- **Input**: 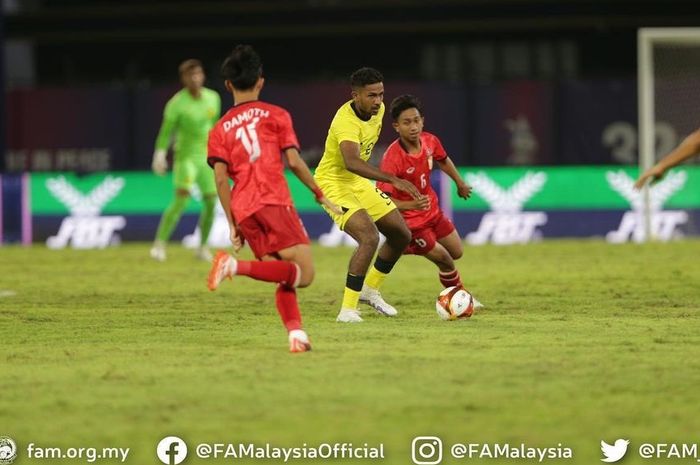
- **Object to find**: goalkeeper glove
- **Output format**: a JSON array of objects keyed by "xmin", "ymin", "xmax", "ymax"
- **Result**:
[{"xmin": 152, "ymin": 149, "xmax": 168, "ymax": 175}]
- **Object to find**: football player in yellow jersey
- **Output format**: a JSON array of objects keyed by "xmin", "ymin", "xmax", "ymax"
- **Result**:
[{"xmin": 314, "ymin": 67, "xmax": 423, "ymax": 322}]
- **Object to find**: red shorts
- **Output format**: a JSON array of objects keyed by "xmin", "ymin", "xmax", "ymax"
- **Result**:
[
  {"xmin": 237, "ymin": 205, "xmax": 310, "ymax": 259},
  {"xmin": 404, "ymin": 211, "xmax": 456, "ymax": 255}
]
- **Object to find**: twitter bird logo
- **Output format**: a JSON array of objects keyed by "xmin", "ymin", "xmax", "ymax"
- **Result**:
[{"xmin": 601, "ymin": 439, "xmax": 629, "ymax": 462}]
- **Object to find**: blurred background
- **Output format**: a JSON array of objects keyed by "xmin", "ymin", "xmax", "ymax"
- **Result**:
[
  {"xmin": 3, "ymin": 0, "xmax": 700, "ymax": 245},
  {"xmin": 6, "ymin": 0, "xmax": 700, "ymax": 171}
]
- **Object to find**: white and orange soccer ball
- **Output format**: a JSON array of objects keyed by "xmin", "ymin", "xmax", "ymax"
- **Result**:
[{"xmin": 435, "ymin": 286, "xmax": 474, "ymax": 320}]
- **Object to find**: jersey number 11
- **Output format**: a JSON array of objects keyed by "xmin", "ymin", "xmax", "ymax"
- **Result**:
[{"xmin": 235, "ymin": 117, "xmax": 261, "ymax": 162}]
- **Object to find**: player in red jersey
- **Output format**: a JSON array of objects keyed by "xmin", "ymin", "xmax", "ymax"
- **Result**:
[
  {"xmin": 377, "ymin": 95, "xmax": 482, "ymax": 304},
  {"xmin": 206, "ymin": 45, "xmax": 340, "ymax": 353}
]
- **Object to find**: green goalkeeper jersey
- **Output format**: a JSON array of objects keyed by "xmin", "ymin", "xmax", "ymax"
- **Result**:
[{"xmin": 155, "ymin": 87, "xmax": 221, "ymax": 162}]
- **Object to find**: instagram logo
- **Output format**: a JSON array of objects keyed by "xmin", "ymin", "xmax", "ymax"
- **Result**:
[{"xmin": 411, "ymin": 436, "xmax": 443, "ymax": 464}]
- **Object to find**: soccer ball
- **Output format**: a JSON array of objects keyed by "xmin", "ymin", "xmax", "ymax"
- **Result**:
[{"xmin": 436, "ymin": 286, "xmax": 474, "ymax": 320}]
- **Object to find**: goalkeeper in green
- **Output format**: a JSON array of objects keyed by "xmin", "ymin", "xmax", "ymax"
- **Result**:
[{"xmin": 150, "ymin": 59, "xmax": 221, "ymax": 261}]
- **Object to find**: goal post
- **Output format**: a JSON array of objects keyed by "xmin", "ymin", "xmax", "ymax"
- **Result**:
[{"xmin": 637, "ymin": 28, "xmax": 700, "ymax": 241}]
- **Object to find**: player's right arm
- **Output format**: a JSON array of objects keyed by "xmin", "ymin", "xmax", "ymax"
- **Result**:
[
  {"xmin": 212, "ymin": 162, "xmax": 242, "ymax": 251},
  {"xmin": 208, "ymin": 126, "xmax": 243, "ymax": 251},
  {"xmin": 391, "ymin": 197, "xmax": 431, "ymax": 211},
  {"xmin": 377, "ymin": 151, "xmax": 429, "ymax": 211},
  {"xmin": 634, "ymin": 127, "xmax": 700, "ymax": 189},
  {"xmin": 340, "ymin": 140, "xmax": 422, "ymax": 200},
  {"xmin": 152, "ymin": 98, "xmax": 179, "ymax": 175}
]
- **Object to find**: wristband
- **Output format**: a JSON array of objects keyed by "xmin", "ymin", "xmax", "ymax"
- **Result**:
[{"xmin": 312, "ymin": 187, "xmax": 324, "ymax": 201}]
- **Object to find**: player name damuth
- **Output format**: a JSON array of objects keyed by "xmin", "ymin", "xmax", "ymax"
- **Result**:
[{"xmin": 223, "ymin": 108, "xmax": 271, "ymax": 131}]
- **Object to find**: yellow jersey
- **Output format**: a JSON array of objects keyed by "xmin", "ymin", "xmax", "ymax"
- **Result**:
[{"xmin": 314, "ymin": 100, "xmax": 384, "ymax": 185}]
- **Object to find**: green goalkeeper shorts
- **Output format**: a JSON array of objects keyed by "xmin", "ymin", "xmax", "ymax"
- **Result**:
[{"xmin": 172, "ymin": 157, "xmax": 216, "ymax": 195}]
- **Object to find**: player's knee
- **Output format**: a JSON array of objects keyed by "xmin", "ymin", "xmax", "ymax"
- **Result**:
[
  {"xmin": 202, "ymin": 195, "xmax": 217, "ymax": 210},
  {"xmin": 283, "ymin": 247, "xmax": 314, "ymax": 288},
  {"xmin": 436, "ymin": 256, "xmax": 455, "ymax": 272},
  {"xmin": 297, "ymin": 264, "xmax": 314, "ymax": 288},
  {"xmin": 401, "ymin": 228, "xmax": 412, "ymax": 246},
  {"xmin": 365, "ymin": 232, "xmax": 380, "ymax": 251},
  {"xmin": 428, "ymin": 246, "xmax": 454, "ymax": 270},
  {"xmin": 450, "ymin": 247, "xmax": 463, "ymax": 260},
  {"xmin": 357, "ymin": 228, "xmax": 380, "ymax": 250},
  {"xmin": 167, "ymin": 195, "xmax": 189, "ymax": 214},
  {"xmin": 437, "ymin": 257, "xmax": 455, "ymax": 272},
  {"xmin": 394, "ymin": 224, "xmax": 412, "ymax": 248}
]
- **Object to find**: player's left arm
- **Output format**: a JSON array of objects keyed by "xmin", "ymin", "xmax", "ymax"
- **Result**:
[
  {"xmin": 436, "ymin": 156, "xmax": 472, "ymax": 200},
  {"xmin": 284, "ymin": 148, "xmax": 342, "ymax": 215},
  {"xmin": 634, "ymin": 127, "xmax": 700, "ymax": 189}
]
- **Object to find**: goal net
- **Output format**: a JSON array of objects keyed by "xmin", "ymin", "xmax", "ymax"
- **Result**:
[{"xmin": 638, "ymin": 28, "xmax": 700, "ymax": 241}]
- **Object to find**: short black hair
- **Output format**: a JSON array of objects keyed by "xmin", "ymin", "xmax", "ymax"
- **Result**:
[
  {"xmin": 221, "ymin": 45, "xmax": 263, "ymax": 90},
  {"xmin": 178, "ymin": 59, "xmax": 202, "ymax": 76},
  {"xmin": 350, "ymin": 67, "xmax": 383, "ymax": 89},
  {"xmin": 390, "ymin": 94, "xmax": 423, "ymax": 121}
]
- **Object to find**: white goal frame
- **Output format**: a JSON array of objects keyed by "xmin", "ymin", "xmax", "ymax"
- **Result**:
[{"xmin": 638, "ymin": 27, "xmax": 700, "ymax": 241}]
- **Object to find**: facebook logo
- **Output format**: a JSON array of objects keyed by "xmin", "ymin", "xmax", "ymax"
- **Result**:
[{"xmin": 157, "ymin": 436, "xmax": 188, "ymax": 465}]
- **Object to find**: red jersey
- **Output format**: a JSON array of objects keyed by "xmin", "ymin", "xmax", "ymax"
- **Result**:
[
  {"xmin": 377, "ymin": 132, "xmax": 447, "ymax": 230},
  {"xmin": 207, "ymin": 100, "xmax": 300, "ymax": 222}
]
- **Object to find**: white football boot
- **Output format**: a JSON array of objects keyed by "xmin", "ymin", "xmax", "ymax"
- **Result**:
[
  {"xmin": 195, "ymin": 245, "xmax": 213, "ymax": 262},
  {"xmin": 288, "ymin": 329, "xmax": 312, "ymax": 353},
  {"xmin": 359, "ymin": 285, "xmax": 398, "ymax": 316},
  {"xmin": 336, "ymin": 308, "xmax": 364, "ymax": 323},
  {"xmin": 149, "ymin": 241, "xmax": 166, "ymax": 262}
]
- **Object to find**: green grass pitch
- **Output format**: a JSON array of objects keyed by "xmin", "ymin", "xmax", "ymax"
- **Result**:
[{"xmin": 1, "ymin": 240, "xmax": 700, "ymax": 464}]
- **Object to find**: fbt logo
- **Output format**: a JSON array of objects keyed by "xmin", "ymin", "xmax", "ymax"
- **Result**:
[
  {"xmin": 606, "ymin": 170, "xmax": 688, "ymax": 243},
  {"xmin": 466, "ymin": 171, "xmax": 548, "ymax": 245},
  {"xmin": 45, "ymin": 176, "xmax": 126, "ymax": 249}
]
